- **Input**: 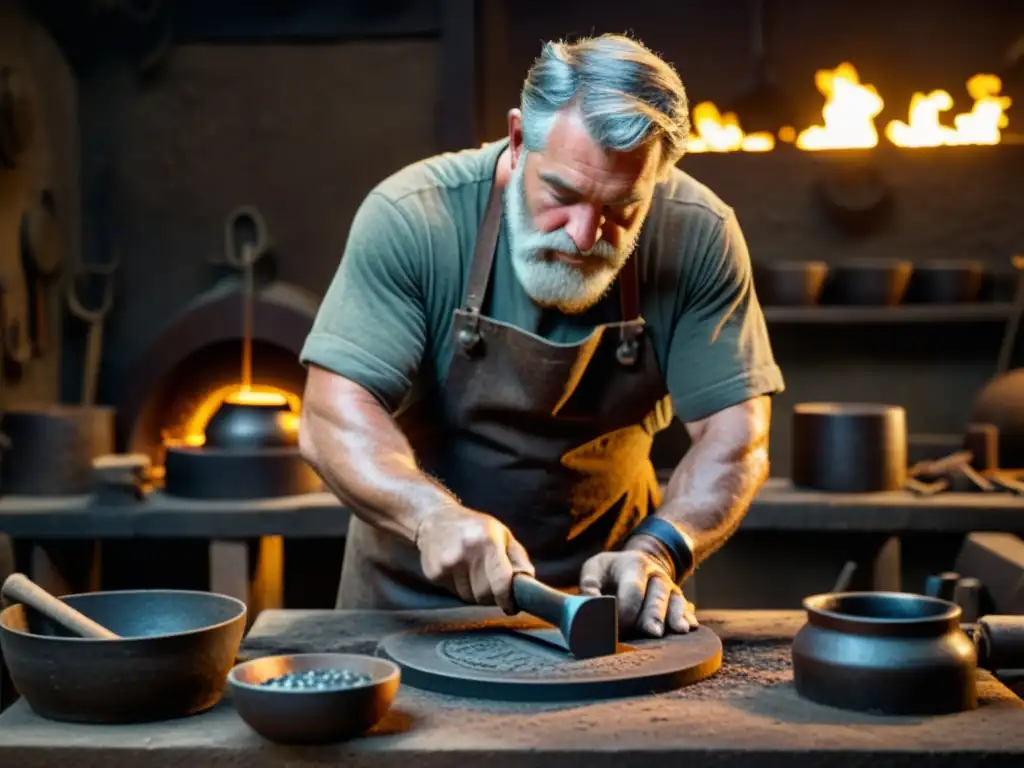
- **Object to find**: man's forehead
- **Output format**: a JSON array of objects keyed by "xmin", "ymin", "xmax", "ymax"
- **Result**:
[{"xmin": 534, "ymin": 109, "xmax": 659, "ymax": 189}]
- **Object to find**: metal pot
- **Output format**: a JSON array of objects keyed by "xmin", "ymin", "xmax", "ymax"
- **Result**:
[
  {"xmin": 820, "ymin": 258, "xmax": 912, "ymax": 306},
  {"xmin": 791, "ymin": 402, "xmax": 907, "ymax": 492},
  {"xmin": 792, "ymin": 592, "xmax": 977, "ymax": 715},
  {"xmin": 904, "ymin": 259, "xmax": 985, "ymax": 304},
  {"xmin": 752, "ymin": 260, "xmax": 829, "ymax": 306}
]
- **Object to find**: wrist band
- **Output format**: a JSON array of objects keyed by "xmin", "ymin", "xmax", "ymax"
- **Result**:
[{"xmin": 629, "ymin": 517, "xmax": 696, "ymax": 584}]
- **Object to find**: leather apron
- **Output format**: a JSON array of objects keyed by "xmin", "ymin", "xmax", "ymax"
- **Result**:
[{"xmin": 336, "ymin": 176, "xmax": 672, "ymax": 610}]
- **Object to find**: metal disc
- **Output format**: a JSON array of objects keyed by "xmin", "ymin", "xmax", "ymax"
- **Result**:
[{"xmin": 376, "ymin": 617, "xmax": 722, "ymax": 702}]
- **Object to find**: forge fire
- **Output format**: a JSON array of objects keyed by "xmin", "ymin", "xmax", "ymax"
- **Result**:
[{"xmin": 688, "ymin": 64, "xmax": 1014, "ymax": 152}]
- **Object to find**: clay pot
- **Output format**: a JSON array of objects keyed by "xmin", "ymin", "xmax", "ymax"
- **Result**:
[{"xmin": 792, "ymin": 592, "xmax": 978, "ymax": 715}]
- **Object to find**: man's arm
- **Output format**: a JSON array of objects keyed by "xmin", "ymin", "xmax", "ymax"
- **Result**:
[
  {"xmin": 630, "ymin": 207, "xmax": 782, "ymax": 578},
  {"xmin": 647, "ymin": 395, "xmax": 771, "ymax": 566},
  {"xmin": 298, "ymin": 191, "xmax": 455, "ymax": 542},
  {"xmin": 299, "ymin": 367, "xmax": 459, "ymax": 545},
  {"xmin": 298, "ymin": 190, "xmax": 533, "ymax": 608}
]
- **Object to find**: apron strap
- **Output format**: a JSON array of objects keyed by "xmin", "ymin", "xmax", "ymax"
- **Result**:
[
  {"xmin": 617, "ymin": 254, "xmax": 640, "ymax": 323},
  {"xmin": 465, "ymin": 181, "xmax": 505, "ymax": 316}
]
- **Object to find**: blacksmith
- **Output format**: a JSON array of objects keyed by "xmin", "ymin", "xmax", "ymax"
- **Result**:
[{"xmin": 299, "ymin": 34, "xmax": 784, "ymax": 638}]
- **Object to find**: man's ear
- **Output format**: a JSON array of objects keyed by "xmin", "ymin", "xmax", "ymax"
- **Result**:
[{"xmin": 508, "ymin": 109, "xmax": 524, "ymax": 168}]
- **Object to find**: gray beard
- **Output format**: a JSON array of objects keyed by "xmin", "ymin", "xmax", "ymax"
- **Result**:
[{"xmin": 504, "ymin": 152, "xmax": 638, "ymax": 315}]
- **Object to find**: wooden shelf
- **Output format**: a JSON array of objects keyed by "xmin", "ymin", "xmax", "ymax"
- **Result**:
[{"xmin": 764, "ymin": 303, "xmax": 1015, "ymax": 324}]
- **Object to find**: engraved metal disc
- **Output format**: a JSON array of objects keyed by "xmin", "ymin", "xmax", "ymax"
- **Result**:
[{"xmin": 376, "ymin": 618, "xmax": 722, "ymax": 702}]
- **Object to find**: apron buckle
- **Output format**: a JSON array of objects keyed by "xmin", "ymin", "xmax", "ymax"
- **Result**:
[
  {"xmin": 458, "ymin": 313, "xmax": 483, "ymax": 356},
  {"xmin": 615, "ymin": 336, "xmax": 640, "ymax": 367}
]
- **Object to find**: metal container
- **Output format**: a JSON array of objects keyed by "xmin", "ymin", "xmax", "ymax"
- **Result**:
[
  {"xmin": 0, "ymin": 588, "xmax": 247, "ymax": 723},
  {"xmin": 792, "ymin": 592, "xmax": 978, "ymax": 715},
  {"xmin": 904, "ymin": 259, "xmax": 985, "ymax": 304},
  {"xmin": 791, "ymin": 403, "xmax": 907, "ymax": 492},
  {"xmin": 229, "ymin": 653, "xmax": 400, "ymax": 744},
  {"xmin": 752, "ymin": 260, "xmax": 829, "ymax": 306},
  {"xmin": 0, "ymin": 405, "xmax": 114, "ymax": 495},
  {"xmin": 820, "ymin": 259, "xmax": 913, "ymax": 306}
]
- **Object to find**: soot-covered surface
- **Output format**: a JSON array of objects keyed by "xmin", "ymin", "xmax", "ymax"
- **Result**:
[{"xmin": 1, "ymin": 609, "xmax": 1023, "ymax": 768}]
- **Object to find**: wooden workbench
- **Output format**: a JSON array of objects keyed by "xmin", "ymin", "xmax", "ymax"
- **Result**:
[{"xmin": 0, "ymin": 609, "xmax": 1022, "ymax": 767}]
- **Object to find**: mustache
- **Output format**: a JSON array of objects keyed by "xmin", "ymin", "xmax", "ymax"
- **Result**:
[{"xmin": 515, "ymin": 226, "xmax": 620, "ymax": 263}]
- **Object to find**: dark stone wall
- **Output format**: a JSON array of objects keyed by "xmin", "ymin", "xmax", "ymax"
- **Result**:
[{"xmin": 70, "ymin": 40, "xmax": 442, "ymax": 411}]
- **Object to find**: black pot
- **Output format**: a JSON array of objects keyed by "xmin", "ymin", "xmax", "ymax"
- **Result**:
[
  {"xmin": 792, "ymin": 592, "xmax": 978, "ymax": 715},
  {"xmin": 752, "ymin": 260, "xmax": 829, "ymax": 306},
  {"xmin": 904, "ymin": 260, "xmax": 984, "ymax": 304},
  {"xmin": 821, "ymin": 259, "xmax": 913, "ymax": 306},
  {"xmin": 204, "ymin": 400, "xmax": 299, "ymax": 450},
  {"xmin": 791, "ymin": 402, "xmax": 907, "ymax": 492}
]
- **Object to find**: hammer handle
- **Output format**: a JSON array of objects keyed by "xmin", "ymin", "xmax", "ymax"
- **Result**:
[{"xmin": 512, "ymin": 574, "xmax": 567, "ymax": 625}]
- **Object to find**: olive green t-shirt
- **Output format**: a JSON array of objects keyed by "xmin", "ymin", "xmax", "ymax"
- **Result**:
[{"xmin": 300, "ymin": 139, "xmax": 784, "ymax": 424}]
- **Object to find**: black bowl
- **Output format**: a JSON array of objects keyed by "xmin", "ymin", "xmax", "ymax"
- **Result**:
[
  {"xmin": 904, "ymin": 259, "xmax": 984, "ymax": 304},
  {"xmin": 0, "ymin": 589, "xmax": 247, "ymax": 723},
  {"xmin": 821, "ymin": 258, "xmax": 913, "ymax": 306},
  {"xmin": 229, "ymin": 653, "xmax": 400, "ymax": 744},
  {"xmin": 753, "ymin": 260, "xmax": 829, "ymax": 306}
]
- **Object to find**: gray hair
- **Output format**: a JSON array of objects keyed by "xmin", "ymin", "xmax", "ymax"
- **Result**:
[{"xmin": 520, "ymin": 34, "xmax": 690, "ymax": 173}]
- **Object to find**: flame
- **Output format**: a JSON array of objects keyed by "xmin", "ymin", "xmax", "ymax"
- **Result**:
[
  {"xmin": 683, "ymin": 64, "xmax": 1012, "ymax": 152},
  {"xmin": 884, "ymin": 74, "xmax": 1012, "ymax": 147},
  {"xmin": 796, "ymin": 63, "xmax": 884, "ymax": 150},
  {"xmin": 686, "ymin": 102, "xmax": 776, "ymax": 153},
  {"xmin": 164, "ymin": 383, "xmax": 301, "ymax": 448}
]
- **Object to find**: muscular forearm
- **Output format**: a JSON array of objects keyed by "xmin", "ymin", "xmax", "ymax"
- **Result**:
[
  {"xmin": 652, "ymin": 398, "xmax": 771, "ymax": 566},
  {"xmin": 298, "ymin": 370, "xmax": 459, "ymax": 545}
]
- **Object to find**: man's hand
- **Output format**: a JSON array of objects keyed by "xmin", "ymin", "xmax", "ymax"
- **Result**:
[
  {"xmin": 579, "ymin": 547, "xmax": 697, "ymax": 637},
  {"xmin": 416, "ymin": 505, "xmax": 534, "ymax": 614}
]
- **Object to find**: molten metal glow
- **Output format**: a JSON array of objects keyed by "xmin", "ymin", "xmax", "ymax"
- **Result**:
[
  {"xmin": 685, "ymin": 63, "xmax": 1011, "ymax": 152},
  {"xmin": 885, "ymin": 74, "xmax": 1011, "ymax": 147},
  {"xmin": 686, "ymin": 103, "xmax": 776, "ymax": 153},
  {"xmin": 796, "ymin": 63, "xmax": 884, "ymax": 150},
  {"xmin": 165, "ymin": 383, "xmax": 301, "ymax": 448}
]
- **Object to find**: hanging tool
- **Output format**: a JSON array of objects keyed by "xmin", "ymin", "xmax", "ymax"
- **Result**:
[
  {"xmin": 19, "ymin": 188, "xmax": 64, "ymax": 358},
  {"xmin": 221, "ymin": 205, "xmax": 271, "ymax": 270},
  {"xmin": 723, "ymin": 0, "xmax": 796, "ymax": 134},
  {"xmin": 0, "ymin": 66, "xmax": 36, "ymax": 169},
  {"xmin": 65, "ymin": 250, "xmax": 120, "ymax": 406},
  {"xmin": 0, "ymin": 207, "xmax": 32, "ymax": 368}
]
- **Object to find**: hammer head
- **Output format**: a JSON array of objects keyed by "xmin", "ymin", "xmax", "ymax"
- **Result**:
[{"xmin": 561, "ymin": 593, "xmax": 618, "ymax": 659}]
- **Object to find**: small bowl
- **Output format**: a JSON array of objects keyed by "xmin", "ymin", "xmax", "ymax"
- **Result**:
[{"xmin": 228, "ymin": 653, "xmax": 400, "ymax": 745}]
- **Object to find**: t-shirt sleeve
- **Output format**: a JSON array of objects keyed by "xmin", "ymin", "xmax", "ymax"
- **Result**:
[
  {"xmin": 664, "ymin": 209, "xmax": 785, "ymax": 423},
  {"xmin": 299, "ymin": 191, "xmax": 427, "ymax": 412}
]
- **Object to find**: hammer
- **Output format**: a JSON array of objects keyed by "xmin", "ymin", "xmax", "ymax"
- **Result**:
[{"xmin": 511, "ymin": 573, "xmax": 618, "ymax": 659}]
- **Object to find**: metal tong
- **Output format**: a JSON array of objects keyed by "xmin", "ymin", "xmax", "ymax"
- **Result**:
[{"xmin": 65, "ymin": 250, "xmax": 120, "ymax": 405}]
